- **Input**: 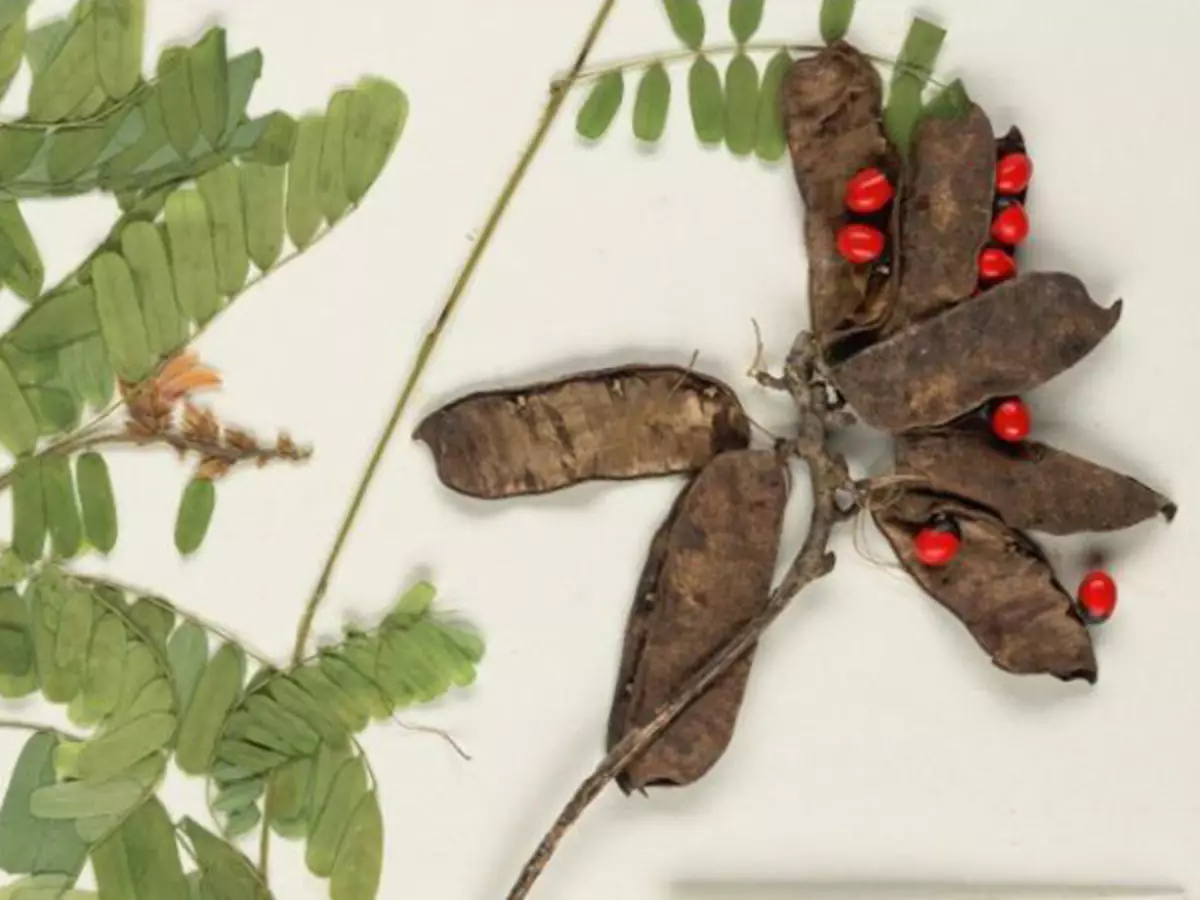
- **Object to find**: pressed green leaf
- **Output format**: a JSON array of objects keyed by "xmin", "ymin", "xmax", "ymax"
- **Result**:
[
  {"xmin": 575, "ymin": 71, "xmax": 623, "ymax": 141},
  {"xmin": 242, "ymin": 692, "xmax": 321, "ymax": 755},
  {"xmin": 688, "ymin": 55, "xmax": 724, "ymax": 145},
  {"xmin": 223, "ymin": 803, "xmax": 261, "ymax": 839},
  {"xmin": 317, "ymin": 89, "xmax": 352, "ymax": 223},
  {"xmin": 306, "ymin": 756, "xmax": 368, "ymax": 877},
  {"xmin": 25, "ymin": 16, "xmax": 70, "ymax": 76},
  {"xmin": 0, "ymin": 356, "xmax": 37, "ymax": 456},
  {"xmin": 0, "ymin": 588, "xmax": 34, "ymax": 684},
  {"xmin": 343, "ymin": 77, "xmax": 406, "ymax": 203},
  {"xmin": 94, "ymin": 0, "xmax": 144, "ymax": 98},
  {"xmin": 48, "ymin": 119, "xmax": 119, "ymax": 183},
  {"xmin": 91, "ymin": 796, "xmax": 189, "ymax": 900},
  {"xmin": 0, "ymin": 0, "xmax": 31, "ymax": 34},
  {"xmin": 330, "ymin": 790, "xmax": 383, "ymax": 900},
  {"xmin": 729, "ymin": 0, "xmax": 764, "ymax": 43},
  {"xmin": 42, "ymin": 456, "xmax": 83, "ymax": 558},
  {"xmin": 1, "ymin": 343, "xmax": 56, "ymax": 383},
  {"xmin": 126, "ymin": 596, "xmax": 174, "ymax": 649},
  {"xmin": 292, "ymin": 665, "xmax": 367, "ymax": 733},
  {"xmin": 11, "ymin": 459, "xmax": 45, "ymax": 563},
  {"xmin": 121, "ymin": 677, "xmax": 172, "ymax": 719},
  {"xmin": 216, "ymin": 738, "xmax": 289, "ymax": 776},
  {"xmin": 885, "ymin": 16, "xmax": 946, "ymax": 155},
  {"xmin": 26, "ymin": 386, "xmax": 79, "ymax": 435},
  {"xmin": 158, "ymin": 45, "xmax": 200, "ymax": 156},
  {"xmin": 93, "ymin": 251, "xmax": 154, "ymax": 381},
  {"xmin": 0, "ymin": 15, "xmax": 26, "ymax": 100},
  {"xmin": 121, "ymin": 221, "xmax": 187, "ymax": 357},
  {"xmin": 0, "ymin": 202, "xmax": 43, "ymax": 301},
  {"xmin": 756, "ymin": 49, "xmax": 791, "ymax": 162},
  {"xmin": 74, "ymin": 712, "xmax": 175, "ymax": 782},
  {"xmin": 664, "ymin": 0, "xmax": 704, "ymax": 49},
  {"xmin": 224, "ymin": 708, "xmax": 303, "ymax": 758},
  {"xmin": 239, "ymin": 110, "xmax": 295, "ymax": 166},
  {"xmin": 9, "ymin": 286, "xmax": 99, "ymax": 352},
  {"xmin": 165, "ymin": 190, "xmax": 221, "ymax": 323},
  {"xmin": 318, "ymin": 653, "xmax": 388, "ymax": 721},
  {"xmin": 305, "ymin": 742, "xmax": 351, "ymax": 833},
  {"xmin": 76, "ymin": 452, "xmax": 117, "ymax": 553},
  {"xmin": 221, "ymin": 49, "xmax": 263, "ymax": 141},
  {"xmin": 29, "ymin": 570, "xmax": 81, "ymax": 703},
  {"xmin": 175, "ymin": 476, "xmax": 215, "ymax": 555},
  {"xmin": 166, "ymin": 620, "xmax": 207, "ymax": 714},
  {"xmin": 724, "ymin": 53, "xmax": 759, "ymax": 156},
  {"xmin": 334, "ymin": 642, "xmax": 393, "ymax": 716},
  {"xmin": 267, "ymin": 755, "xmax": 312, "ymax": 838},
  {"xmin": 241, "ymin": 162, "xmax": 285, "ymax": 271},
  {"xmin": 0, "ymin": 547, "xmax": 26, "ymax": 585},
  {"xmin": 197, "ymin": 163, "xmax": 249, "ymax": 293},
  {"xmin": 53, "ymin": 577, "xmax": 91, "ymax": 667},
  {"xmin": 176, "ymin": 640, "xmax": 244, "ymax": 775},
  {"xmin": 81, "ymin": 610, "xmax": 125, "ymax": 720},
  {"xmin": 59, "ymin": 334, "xmax": 114, "ymax": 410},
  {"xmin": 286, "ymin": 114, "xmax": 325, "ymax": 249},
  {"xmin": 632, "ymin": 63, "xmax": 670, "ymax": 143},
  {"xmin": 387, "ymin": 581, "xmax": 436, "ymax": 624},
  {"xmin": 28, "ymin": 13, "xmax": 97, "ymax": 122},
  {"xmin": 925, "ymin": 77, "xmax": 972, "ymax": 120},
  {"xmin": 101, "ymin": 96, "xmax": 165, "ymax": 176},
  {"xmin": 29, "ymin": 777, "xmax": 145, "ymax": 819},
  {"xmin": 0, "ymin": 733, "xmax": 63, "ymax": 873},
  {"xmin": 183, "ymin": 817, "xmax": 272, "ymax": 900},
  {"xmin": 0, "ymin": 129, "xmax": 43, "ymax": 182},
  {"xmin": 189, "ymin": 27, "xmax": 228, "ymax": 148},
  {"xmin": 820, "ymin": 0, "xmax": 856, "ymax": 44},
  {"xmin": 212, "ymin": 776, "xmax": 264, "ymax": 813},
  {"xmin": 113, "ymin": 640, "xmax": 157, "ymax": 715},
  {"xmin": 268, "ymin": 675, "xmax": 349, "ymax": 749}
]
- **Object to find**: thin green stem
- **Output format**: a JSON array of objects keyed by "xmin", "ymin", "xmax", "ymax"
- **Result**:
[
  {"xmin": 0, "ymin": 718, "xmax": 86, "ymax": 741},
  {"xmin": 287, "ymin": 0, "xmax": 619, "ymax": 669}
]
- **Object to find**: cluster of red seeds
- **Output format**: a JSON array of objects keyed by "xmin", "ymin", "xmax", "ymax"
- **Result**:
[
  {"xmin": 834, "ymin": 167, "xmax": 894, "ymax": 265},
  {"xmin": 978, "ymin": 133, "xmax": 1034, "ymax": 285}
]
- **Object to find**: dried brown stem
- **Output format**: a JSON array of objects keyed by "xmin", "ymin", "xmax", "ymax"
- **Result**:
[{"xmin": 504, "ymin": 333, "xmax": 852, "ymax": 900}]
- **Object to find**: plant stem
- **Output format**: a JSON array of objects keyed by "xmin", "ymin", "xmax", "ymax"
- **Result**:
[
  {"xmin": 504, "ymin": 335, "xmax": 852, "ymax": 900},
  {"xmin": 287, "ymin": 0, "xmax": 619, "ymax": 669},
  {"xmin": 0, "ymin": 719, "xmax": 86, "ymax": 741}
]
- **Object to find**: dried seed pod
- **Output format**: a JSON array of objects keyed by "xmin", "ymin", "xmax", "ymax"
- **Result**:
[
  {"xmin": 829, "ymin": 272, "xmax": 1121, "ymax": 433},
  {"xmin": 894, "ymin": 424, "xmax": 1176, "ymax": 535},
  {"xmin": 872, "ymin": 488, "xmax": 1097, "ymax": 682},
  {"xmin": 782, "ymin": 42, "xmax": 899, "ymax": 345},
  {"xmin": 885, "ymin": 104, "xmax": 996, "ymax": 333},
  {"xmin": 414, "ymin": 365, "xmax": 751, "ymax": 499},
  {"xmin": 608, "ymin": 449, "xmax": 788, "ymax": 792}
]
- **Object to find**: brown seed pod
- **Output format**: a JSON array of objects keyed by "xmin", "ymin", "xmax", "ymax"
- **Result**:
[
  {"xmin": 885, "ymin": 103, "xmax": 996, "ymax": 334},
  {"xmin": 829, "ymin": 272, "xmax": 1121, "ymax": 433},
  {"xmin": 413, "ymin": 365, "xmax": 751, "ymax": 499},
  {"xmin": 608, "ymin": 449, "xmax": 788, "ymax": 792},
  {"xmin": 871, "ymin": 488, "xmax": 1097, "ymax": 683},
  {"xmin": 782, "ymin": 42, "xmax": 900, "ymax": 346},
  {"xmin": 894, "ymin": 424, "xmax": 1176, "ymax": 535}
]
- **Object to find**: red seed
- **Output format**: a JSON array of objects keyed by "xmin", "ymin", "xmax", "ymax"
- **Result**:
[
  {"xmin": 978, "ymin": 247, "xmax": 1017, "ymax": 282},
  {"xmin": 914, "ymin": 527, "xmax": 961, "ymax": 567},
  {"xmin": 844, "ymin": 167, "xmax": 895, "ymax": 214},
  {"xmin": 996, "ymin": 152, "xmax": 1033, "ymax": 195},
  {"xmin": 1076, "ymin": 571, "xmax": 1117, "ymax": 623},
  {"xmin": 836, "ymin": 224, "xmax": 886, "ymax": 265},
  {"xmin": 991, "ymin": 203, "xmax": 1030, "ymax": 246},
  {"xmin": 990, "ymin": 397, "xmax": 1031, "ymax": 442}
]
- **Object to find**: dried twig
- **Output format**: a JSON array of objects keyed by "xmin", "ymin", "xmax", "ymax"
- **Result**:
[{"xmin": 504, "ymin": 332, "xmax": 854, "ymax": 900}]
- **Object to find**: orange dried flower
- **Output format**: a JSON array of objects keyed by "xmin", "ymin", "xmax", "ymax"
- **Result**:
[{"xmin": 156, "ymin": 351, "xmax": 222, "ymax": 402}]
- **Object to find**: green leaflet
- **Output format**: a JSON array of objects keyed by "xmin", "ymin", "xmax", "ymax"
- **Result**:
[
  {"xmin": 165, "ymin": 190, "xmax": 221, "ymax": 323},
  {"xmin": 318, "ymin": 89, "xmax": 351, "ymax": 223},
  {"xmin": 42, "ymin": 455, "xmax": 83, "ymax": 559},
  {"xmin": 343, "ymin": 77, "xmax": 406, "ymax": 204},
  {"xmin": 182, "ymin": 817, "xmax": 272, "ymax": 900},
  {"xmin": 53, "ymin": 576, "xmax": 91, "ymax": 666},
  {"xmin": 0, "ymin": 202, "xmax": 43, "ymax": 301},
  {"xmin": 2, "ymin": 342, "xmax": 56, "ymax": 382},
  {"xmin": 0, "ymin": 588, "xmax": 36, "ymax": 698},
  {"xmin": 29, "ymin": 776, "xmax": 145, "ymax": 819},
  {"xmin": 25, "ymin": 16, "xmax": 70, "ymax": 77},
  {"xmin": 74, "ymin": 712, "xmax": 176, "ymax": 782},
  {"xmin": 27, "ymin": 386, "xmax": 80, "ymax": 436},
  {"xmin": 176, "ymin": 640, "xmax": 244, "ymax": 775},
  {"xmin": 166, "ymin": 620, "xmax": 208, "ymax": 715},
  {"xmin": 241, "ymin": 693, "xmax": 321, "ymax": 755},
  {"xmin": 158, "ymin": 45, "xmax": 200, "ymax": 156},
  {"xmin": 121, "ymin": 221, "xmax": 187, "ymax": 356},
  {"xmin": 756, "ymin": 49, "xmax": 791, "ymax": 162},
  {"xmin": 0, "ymin": 14, "xmax": 26, "ymax": 101},
  {"xmin": 91, "ymin": 796, "xmax": 190, "ymax": 900},
  {"xmin": 126, "ymin": 596, "xmax": 175, "ymax": 649},
  {"xmin": 29, "ymin": 569, "xmax": 81, "ymax": 702},
  {"xmin": 688, "ymin": 55, "xmax": 724, "ymax": 146},
  {"xmin": 9, "ymin": 285, "xmax": 100, "ymax": 352},
  {"xmin": 221, "ymin": 49, "xmax": 263, "ymax": 141},
  {"xmin": 93, "ymin": 251, "xmax": 154, "ymax": 381},
  {"xmin": 885, "ymin": 16, "xmax": 946, "ymax": 156},
  {"xmin": 925, "ymin": 77, "xmax": 972, "ymax": 120},
  {"xmin": 575, "ymin": 71, "xmax": 623, "ymax": 141},
  {"xmin": 0, "ymin": 733, "xmax": 85, "ymax": 875},
  {"xmin": 94, "ymin": 0, "xmax": 144, "ymax": 98},
  {"xmin": 267, "ymin": 675, "xmax": 349, "ymax": 749},
  {"xmin": 122, "ymin": 674, "xmax": 172, "ymax": 719},
  {"xmin": 81, "ymin": 610, "xmax": 126, "ymax": 720},
  {"xmin": 46, "ymin": 104, "xmax": 139, "ymax": 183},
  {"xmin": 175, "ymin": 476, "xmax": 216, "ymax": 555},
  {"xmin": 319, "ymin": 653, "xmax": 390, "ymax": 721},
  {"xmin": 11, "ymin": 459, "xmax": 46, "ymax": 563},
  {"xmin": 267, "ymin": 755, "xmax": 312, "ymax": 838},
  {"xmin": 76, "ymin": 452, "xmax": 117, "ymax": 553},
  {"xmin": 724, "ymin": 53, "xmax": 759, "ymax": 156},
  {"xmin": 663, "ymin": 0, "xmax": 704, "ymax": 50},
  {"xmin": 59, "ymin": 333, "xmax": 114, "ymax": 410},
  {"xmin": 224, "ymin": 708, "xmax": 305, "ymax": 757},
  {"xmin": 189, "ymin": 27, "xmax": 228, "ymax": 148},
  {"xmin": 197, "ymin": 163, "xmax": 249, "ymax": 293},
  {"xmin": 216, "ymin": 738, "xmax": 289, "ymax": 775},
  {"xmin": 729, "ymin": 0, "xmax": 764, "ymax": 43},
  {"xmin": 305, "ymin": 742, "xmax": 351, "ymax": 834},
  {"xmin": 212, "ymin": 776, "xmax": 264, "ymax": 813},
  {"xmin": 292, "ymin": 665, "xmax": 367, "ymax": 733},
  {"xmin": 0, "ymin": 129, "xmax": 42, "ymax": 182},
  {"xmin": 27, "ymin": 11, "xmax": 97, "ymax": 122},
  {"xmin": 330, "ymin": 790, "xmax": 383, "ymax": 900},
  {"xmin": 305, "ymin": 756, "xmax": 368, "ymax": 877},
  {"xmin": 113, "ymin": 640, "xmax": 157, "ymax": 715},
  {"xmin": 0, "ymin": 355, "xmax": 37, "ymax": 455},
  {"xmin": 101, "ymin": 94, "xmax": 165, "ymax": 177},
  {"xmin": 820, "ymin": 0, "xmax": 856, "ymax": 44},
  {"xmin": 0, "ymin": 547, "xmax": 26, "ymax": 584},
  {"xmin": 241, "ymin": 162, "xmax": 285, "ymax": 271},
  {"xmin": 632, "ymin": 64, "xmax": 670, "ymax": 143},
  {"xmin": 224, "ymin": 803, "xmax": 261, "ymax": 839},
  {"xmin": 286, "ymin": 114, "xmax": 325, "ymax": 248}
]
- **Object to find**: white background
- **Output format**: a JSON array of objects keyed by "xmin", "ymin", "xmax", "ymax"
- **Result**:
[{"xmin": 2, "ymin": 1, "xmax": 1199, "ymax": 898}]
